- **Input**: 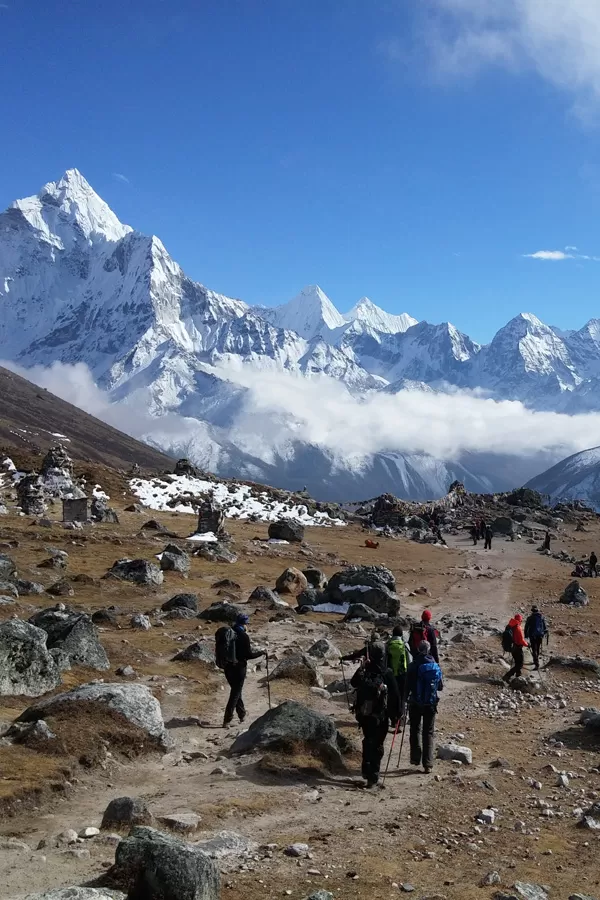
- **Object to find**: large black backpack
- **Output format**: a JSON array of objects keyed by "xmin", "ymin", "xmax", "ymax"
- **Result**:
[
  {"xmin": 501, "ymin": 623, "xmax": 514, "ymax": 653},
  {"xmin": 215, "ymin": 626, "xmax": 237, "ymax": 669},
  {"xmin": 355, "ymin": 670, "xmax": 388, "ymax": 723}
]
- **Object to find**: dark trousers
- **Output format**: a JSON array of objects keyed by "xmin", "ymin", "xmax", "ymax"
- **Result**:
[
  {"xmin": 395, "ymin": 674, "xmax": 407, "ymax": 719},
  {"xmin": 224, "ymin": 663, "xmax": 247, "ymax": 724},
  {"xmin": 504, "ymin": 646, "xmax": 524, "ymax": 681},
  {"xmin": 409, "ymin": 703, "xmax": 436, "ymax": 769},
  {"xmin": 360, "ymin": 717, "xmax": 388, "ymax": 784},
  {"xmin": 530, "ymin": 636, "xmax": 543, "ymax": 669},
  {"xmin": 484, "ymin": 536, "xmax": 492, "ymax": 550}
]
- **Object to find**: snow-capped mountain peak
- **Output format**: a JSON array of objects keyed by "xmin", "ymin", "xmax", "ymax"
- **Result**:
[
  {"xmin": 256, "ymin": 284, "xmax": 346, "ymax": 340},
  {"xmin": 11, "ymin": 168, "xmax": 131, "ymax": 248},
  {"xmin": 344, "ymin": 296, "xmax": 418, "ymax": 334}
]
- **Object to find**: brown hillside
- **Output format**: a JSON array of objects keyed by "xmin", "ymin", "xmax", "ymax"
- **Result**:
[{"xmin": 0, "ymin": 365, "xmax": 173, "ymax": 471}]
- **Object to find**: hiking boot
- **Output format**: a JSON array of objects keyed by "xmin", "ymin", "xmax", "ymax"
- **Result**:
[
  {"xmin": 238, "ymin": 714, "xmax": 246, "ymax": 723},
  {"xmin": 222, "ymin": 719, "xmax": 233, "ymax": 729},
  {"xmin": 423, "ymin": 767, "xmax": 432, "ymax": 774}
]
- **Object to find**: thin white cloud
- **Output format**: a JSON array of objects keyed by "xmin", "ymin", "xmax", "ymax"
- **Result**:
[
  {"xmin": 417, "ymin": 1, "xmax": 600, "ymax": 108},
  {"xmin": 565, "ymin": 245, "xmax": 578, "ymax": 251},
  {"xmin": 524, "ymin": 250, "xmax": 574, "ymax": 261},
  {"xmin": 112, "ymin": 172, "xmax": 130, "ymax": 184}
]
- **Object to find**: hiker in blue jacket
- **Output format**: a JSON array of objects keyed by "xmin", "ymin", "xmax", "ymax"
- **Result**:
[
  {"xmin": 524, "ymin": 605, "xmax": 548, "ymax": 671},
  {"xmin": 407, "ymin": 640, "xmax": 443, "ymax": 774}
]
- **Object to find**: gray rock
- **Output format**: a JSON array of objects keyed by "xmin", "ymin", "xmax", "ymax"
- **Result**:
[
  {"xmin": 481, "ymin": 873, "xmax": 502, "ymax": 887},
  {"xmin": 47, "ymin": 579, "xmax": 74, "ymax": 597},
  {"xmin": 328, "ymin": 565, "xmax": 399, "ymax": 615},
  {"xmin": 101, "ymin": 796, "xmax": 154, "ymax": 830},
  {"xmin": 116, "ymin": 665, "xmax": 135, "ymax": 677},
  {"xmin": 491, "ymin": 516, "xmax": 516, "ymax": 535},
  {"xmin": 269, "ymin": 653, "xmax": 323, "ymax": 687},
  {"xmin": 162, "ymin": 593, "xmax": 199, "ymax": 613},
  {"xmin": 193, "ymin": 542, "xmax": 237, "ymax": 564},
  {"xmin": 131, "ymin": 613, "xmax": 152, "ymax": 630},
  {"xmin": 268, "ymin": 519, "xmax": 305, "ymax": 542},
  {"xmin": 549, "ymin": 656, "xmax": 600, "ymax": 674},
  {"xmin": 197, "ymin": 600, "xmax": 246, "ymax": 623},
  {"xmin": 17, "ymin": 474, "xmax": 46, "ymax": 516},
  {"xmin": 158, "ymin": 812, "xmax": 202, "ymax": 834},
  {"xmin": 17, "ymin": 579, "xmax": 46, "ymax": 595},
  {"xmin": 112, "ymin": 825, "xmax": 220, "ymax": 900},
  {"xmin": 343, "ymin": 603, "xmax": 388, "ymax": 623},
  {"xmin": 10, "ymin": 719, "xmax": 57, "ymax": 746},
  {"xmin": 165, "ymin": 608, "xmax": 196, "ymax": 620},
  {"xmin": 436, "ymin": 742, "xmax": 473, "ymax": 765},
  {"xmin": 307, "ymin": 639, "xmax": 341, "ymax": 661},
  {"xmin": 28, "ymin": 607, "xmax": 109, "ymax": 670},
  {"xmin": 37, "ymin": 553, "xmax": 68, "ymax": 570},
  {"xmin": 17, "ymin": 682, "xmax": 170, "ymax": 747},
  {"xmin": 569, "ymin": 895, "xmax": 599, "ymax": 900},
  {"xmin": 23, "ymin": 890, "xmax": 126, "ymax": 900},
  {"xmin": 0, "ymin": 594, "xmax": 15, "ymax": 605},
  {"xmin": 303, "ymin": 568, "xmax": 328, "ymax": 590},
  {"xmin": 90, "ymin": 498, "xmax": 120, "ymax": 524},
  {"xmin": 174, "ymin": 458, "xmax": 199, "ymax": 477},
  {"xmin": 249, "ymin": 585, "xmax": 281, "ymax": 605},
  {"xmin": 172, "ymin": 641, "xmax": 215, "ymax": 665},
  {"xmin": 0, "ymin": 581, "xmax": 19, "ymax": 597},
  {"xmin": 297, "ymin": 588, "xmax": 326, "ymax": 608},
  {"xmin": 194, "ymin": 830, "xmax": 258, "ymax": 859},
  {"xmin": 50, "ymin": 647, "xmax": 72, "ymax": 672},
  {"xmin": 513, "ymin": 884, "xmax": 549, "ymax": 900},
  {"xmin": 0, "ymin": 619, "xmax": 61, "ymax": 696},
  {"xmin": 92, "ymin": 608, "xmax": 119, "ymax": 626},
  {"xmin": 285, "ymin": 842, "xmax": 310, "ymax": 857},
  {"xmin": 105, "ymin": 558, "xmax": 164, "ymax": 586},
  {"xmin": 305, "ymin": 892, "xmax": 334, "ymax": 900},
  {"xmin": 276, "ymin": 567, "xmax": 309, "ymax": 596},
  {"xmin": 560, "ymin": 581, "xmax": 589, "ymax": 606},
  {"xmin": 161, "ymin": 544, "xmax": 191, "ymax": 574},
  {"xmin": 230, "ymin": 699, "xmax": 347, "ymax": 769},
  {"xmin": 510, "ymin": 674, "xmax": 544, "ymax": 695}
]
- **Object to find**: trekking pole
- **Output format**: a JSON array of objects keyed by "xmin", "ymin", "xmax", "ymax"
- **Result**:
[
  {"xmin": 382, "ymin": 717, "xmax": 401, "ymax": 785},
  {"xmin": 340, "ymin": 660, "xmax": 351, "ymax": 711},
  {"xmin": 265, "ymin": 651, "xmax": 272, "ymax": 710},
  {"xmin": 396, "ymin": 711, "xmax": 408, "ymax": 768}
]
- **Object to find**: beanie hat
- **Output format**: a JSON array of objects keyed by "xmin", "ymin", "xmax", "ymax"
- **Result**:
[{"xmin": 422, "ymin": 609, "xmax": 432, "ymax": 623}]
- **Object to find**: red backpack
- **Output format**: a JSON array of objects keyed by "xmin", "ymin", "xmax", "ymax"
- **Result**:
[{"xmin": 409, "ymin": 622, "xmax": 430, "ymax": 656}]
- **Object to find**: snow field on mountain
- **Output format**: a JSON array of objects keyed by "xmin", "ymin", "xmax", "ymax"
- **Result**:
[{"xmin": 129, "ymin": 474, "xmax": 346, "ymax": 525}]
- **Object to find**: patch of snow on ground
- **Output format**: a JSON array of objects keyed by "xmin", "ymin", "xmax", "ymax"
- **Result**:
[
  {"xmin": 92, "ymin": 484, "xmax": 110, "ymax": 501},
  {"xmin": 186, "ymin": 531, "xmax": 219, "ymax": 543},
  {"xmin": 2, "ymin": 458, "xmax": 16, "ymax": 473},
  {"xmin": 129, "ymin": 474, "xmax": 346, "ymax": 526}
]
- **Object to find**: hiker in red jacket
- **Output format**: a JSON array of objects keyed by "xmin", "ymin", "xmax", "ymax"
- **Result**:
[
  {"xmin": 409, "ymin": 610, "xmax": 439, "ymax": 664},
  {"xmin": 502, "ymin": 614, "xmax": 529, "ymax": 682}
]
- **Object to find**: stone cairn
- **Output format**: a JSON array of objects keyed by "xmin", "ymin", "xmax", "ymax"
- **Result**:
[{"xmin": 196, "ymin": 499, "xmax": 225, "ymax": 536}]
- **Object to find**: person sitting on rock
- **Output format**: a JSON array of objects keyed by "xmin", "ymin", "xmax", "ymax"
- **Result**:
[
  {"xmin": 351, "ymin": 642, "xmax": 400, "ymax": 788},
  {"xmin": 502, "ymin": 614, "xmax": 529, "ymax": 683}
]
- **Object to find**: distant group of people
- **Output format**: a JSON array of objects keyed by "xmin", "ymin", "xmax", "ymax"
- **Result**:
[
  {"xmin": 470, "ymin": 518, "xmax": 493, "ymax": 549},
  {"xmin": 342, "ymin": 611, "xmax": 443, "ymax": 787}
]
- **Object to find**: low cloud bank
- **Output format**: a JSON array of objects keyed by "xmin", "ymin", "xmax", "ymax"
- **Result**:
[{"xmin": 5, "ymin": 359, "xmax": 600, "ymax": 473}]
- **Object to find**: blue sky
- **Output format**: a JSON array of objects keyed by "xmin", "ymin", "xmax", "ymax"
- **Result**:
[{"xmin": 1, "ymin": 0, "xmax": 599, "ymax": 342}]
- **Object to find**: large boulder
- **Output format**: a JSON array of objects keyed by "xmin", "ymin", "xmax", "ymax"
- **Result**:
[
  {"xmin": 230, "ymin": 700, "xmax": 347, "ymax": 769},
  {"xmin": 16, "ymin": 682, "xmax": 170, "ymax": 748},
  {"xmin": 269, "ymin": 654, "xmax": 323, "ymax": 687},
  {"xmin": 28, "ymin": 607, "xmax": 109, "ymax": 670},
  {"xmin": 303, "ymin": 568, "xmax": 328, "ymax": 590},
  {"xmin": 172, "ymin": 642, "xmax": 215, "ymax": 665},
  {"xmin": 160, "ymin": 544, "xmax": 191, "ymax": 575},
  {"xmin": 90, "ymin": 498, "xmax": 120, "ymax": 524},
  {"xmin": 249, "ymin": 586, "xmax": 281, "ymax": 605},
  {"xmin": 0, "ymin": 552, "xmax": 16, "ymax": 580},
  {"xmin": 343, "ymin": 603, "xmax": 387, "ymax": 622},
  {"xmin": 101, "ymin": 796, "xmax": 155, "ymax": 831},
  {"xmin": 268, "ymin": 520, "xmax": 305, "ymax": 543},
  {"xmin": 198, "ymin": 601, "xmax": 246, "ymax": 623},
  {"xmin": 560, "ymin": 581, "xmax": 589, "ymax": 607},
  {"xmin": 275, "ymin": 567, "xmax": 309, "ymax": 596},
  {"xmin": 174, "ymin": 458, "xmax": 199, "ymax": 477},
  {"xmin": 162, "ymin": 593, "xmax": 199, "ymax": 613},
  {"xmin": 0, "ymin": 619, "xmax": 61, "ymax": 697},
  {"xmin": 111, "ymin": 826, "xmax": 220, "ymax": 900},
  {"xmin": 490, "ymin": 516, "xmax": 516, "ymax": 535},
  {"xmin": 307, "ymin": 639, "xmax": 341, "ymax": 662},
  {"xmin": 328, "ymin": 565, "xmax": 399, "ymax": 616},
  {"xmin": 549, "ymin": 655, "xmax": 600, "ymax": 674},
  {"xmin": 105, "ymin": 559, "xmax": 164, "ymax": 586}
]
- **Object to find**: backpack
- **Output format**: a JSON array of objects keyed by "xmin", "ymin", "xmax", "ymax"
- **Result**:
[
  {"xmin": 215, "ymin": 626, "xmax": 237, "ymax": 669},
  {"xmin": 387, "ymin": 638, "xmax": 409, "ymax": 676},
  {"xmin": 528, "ymin": 612, "xmax": 546, "ymax": 639},
  {"xmin": 414, "ymin": 660, "xmax": 441, "ymax": 706},
  {"xmin": 409, "ymin": 623, "xmax": 430, "ymax": 656},
  {"xmin": 501, "ymin": 623, "xmax": 514, "ymax": 653},
  {"xmin": 355, "ymin": 670, "xmax": 388, "ymax": 722}
]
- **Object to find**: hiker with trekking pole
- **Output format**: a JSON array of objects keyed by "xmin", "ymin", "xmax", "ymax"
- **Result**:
[
  {"xmin": 406, "ymin": 640, "xmax": 443, "ymax": 775},
  {"xmin": 350, "ymin": 643, "xmax": 400, "ymax": 789},
  {"xmin": 524, "ymin": 605, "xmax": 549, "ymax": 671},
  {"xmin": 215, "ymin": 613, "xmax": 267, "ymax": 727}
]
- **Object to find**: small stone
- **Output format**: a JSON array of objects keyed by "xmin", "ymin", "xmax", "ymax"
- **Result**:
[
  {"xmin": 477, "ymin": 808, "xmax": 496, "ymax": 825},
  {"xmin": 401, "ymin": 885, "xmax": 415, "ymax": 893},
  {"xmin": 158, "ymin": 812, "xmax": 202, "ymax": 834},
  {"xmin": 436, "ymin": 743, "xmax": 473, "ymax": 765},
  {"xmin": 79, "ymin": 826, "xmax": 100, "ymax": 838},
  {"xmin": 481, "ymin": 872, "xmax": 501, "ymax": 886},
  {"xmin": 557, "ymin": 774, "xmax": 569, "ymax": 788},
  {"xmin": 54, "ymin": 828, "xmax": 79, "ymax": 845},
  {"xmin": 285, "ymin": 842, "xmax": 310, "ymax": 857},
  {"xmin": 130, "ymin": 613, "xmax": 151, "ymax": 630},
  {"xmin": 116, "ymin": 665, "xmax": 135, "ymax": 677}
]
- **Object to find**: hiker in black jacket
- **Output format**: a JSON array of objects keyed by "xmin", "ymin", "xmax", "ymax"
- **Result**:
[
  {"xmin": 341, "ymin": 632, "xmax": 387, "ymax": 664},
  {"xmin": 223, "ymin": 614, "xmax": 265, "ymax": 727},
  {"xmin": 350, "ymin": 644, "xmax": 400, "ymax": 788},
  {"xmin": 524, "ymin": 605, "xmax": 548, "ymax": 670},
  {"xmin": 590, "ymin": 551, "xmax": 598, "ymax": 577}
]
